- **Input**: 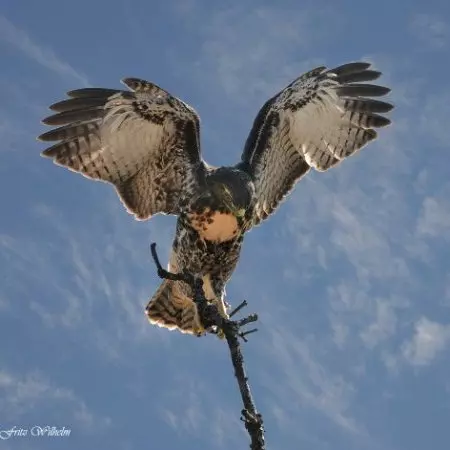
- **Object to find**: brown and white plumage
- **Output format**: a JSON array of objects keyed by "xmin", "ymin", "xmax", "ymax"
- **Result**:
[
  {"xmin": 240, "ymin": 62, "xmax": 393, "ymax": 225},
  {"xmin": 39, "ymin": 61, "xmax": 393, "ymax": 336},
  {"xmin": 39, "ymin": 78, "xmax": 205, "ymax": 220}
]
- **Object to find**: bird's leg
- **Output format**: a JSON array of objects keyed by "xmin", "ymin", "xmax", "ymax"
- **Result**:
[
  {"xmin": 186, "ymin": 303, "xmax": 206, "ymax": 337},
  {"xmin": 214, "ymin": 296, "xmax": 229, "ymax": 319},
  {"xmin": 208, "ymin": 300, "xmax": 258, "ymax": 341},
  {"xmin": 204, "ymin": 297, "xmax": 229, "ymax": 339},
  {"xmin": 151, "ymin": 244, "xmax": 258, "ymax": 341},
  {"xmin": 201, "ymin": 274, "xmax": 231, "ymax": 338}
]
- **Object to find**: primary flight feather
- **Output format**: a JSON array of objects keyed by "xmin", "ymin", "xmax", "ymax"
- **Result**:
[{"xmin": 39, "ymin": 62, "xmax": 393, "ymax": 336}]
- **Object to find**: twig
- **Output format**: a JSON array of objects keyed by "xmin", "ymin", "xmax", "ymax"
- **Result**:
[{"xmin": 150, "ymin": 243, "xmax": 265, "ymax": 450}]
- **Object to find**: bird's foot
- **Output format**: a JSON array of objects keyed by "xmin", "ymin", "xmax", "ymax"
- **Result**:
[
  {"xmin": 193, "ymin": 324, "xmax": 206, "ymax": 337},
  {"xmin": 205, "ymin": 297, "xmax": 230, "ymax": 339},
  {"xmin": 207, "ymin": 300, "xmax": 259, "ymax": 342}
]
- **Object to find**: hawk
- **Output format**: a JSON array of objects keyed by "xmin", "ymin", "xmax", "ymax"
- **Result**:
[{"xmin": 39, "ymin": 62, "xmax": 393, "ymax": 336}]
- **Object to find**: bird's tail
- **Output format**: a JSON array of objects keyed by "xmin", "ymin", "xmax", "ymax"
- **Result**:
[{"xmin": 145, "ymin": 280, "xmax": 204, "ymax": 336}]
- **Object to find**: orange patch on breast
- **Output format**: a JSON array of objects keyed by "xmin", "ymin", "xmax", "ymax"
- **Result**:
[{"xmin": 188, "ymin": 208, "xmax": 239, "ymax": 242}]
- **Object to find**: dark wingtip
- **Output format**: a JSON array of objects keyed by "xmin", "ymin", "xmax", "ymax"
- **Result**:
[
  {"xmin": 49, "ymin": 100, "xmax": 65, "ymax": 112},
  {"xmin": 371, "ymin": 115, "xmax": 392, "ymax": 128},
  {"xmin": 329, "ymin": 61, "xmax": 372, "ymax": 75},
  {"xmin": 67, "ymin": 88, "xmax": 87, "ymax": 98},
  {"xmin": 67, "ymin": 87, "xmax": 118, "ymax": 99},
  {"xmin": 337, "ymin": 84, "xmax": 391, "ymax": 98},
  {"xmin": 370, "ymin": 100, "xmax": 394, "ymax": 113},
  {"xmin": 41, "ymin": 115, "xmax": 57, "ymax": 126},
  {"xmin": 37, "ymin": 129, "xmax": 55, "ymax": 141},
  {"xmin": 40, "ymin": 148, "xmax": 53, "ymax": 158}
]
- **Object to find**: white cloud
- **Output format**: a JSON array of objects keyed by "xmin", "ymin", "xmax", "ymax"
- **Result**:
[
  {"xmin": 260, "ymin": 326, "xmax": 360, "ymax": 434},
  {"xmin": 0, "ymin": 369, "xmax": 111, "ymax": 429},
  {"xmin": 160, "ymin": 376, "xmax": 244, "ymax": 448},
  {"xmin": 331, "ymin": 320, "xmax": 349, "ymax": 349},
  {"xmin": 186, "ymin": 4, "xmax": 338, "ymax": 103},
  {"xmin": 161, "ymin": 379, "xmax": 205, "ymax": 435},
  {"xmin": 420, "ymin": 91, "xmax": 450, "ymax": 149},
  {"xmin": 0, "ymin": 197, "xmax": 174, "ymax": 360},
  {"xmin": 330, "ymin": 199, "xmax": 408, "ymax": 282},
  {"xmin": 0, "ymin": 114, "xmax": 30, "ymax": 154},
  {"xmin": 410, "ymin": 13, "xmax": 448, "ymax": 49},
  {"xmin": 0, "ymin": 14, "xmax": 88, "ymax": 85},
  {"xmin": 416, "ymin": 197, "xmax": 450, "ymax": 240},
  {"xmin": 402, "ymin": 317, "xmax": 450, "ymax": 366},
  {"xmin": 360, "ymin": 300, "xmax": 397, "ymax": 349}
]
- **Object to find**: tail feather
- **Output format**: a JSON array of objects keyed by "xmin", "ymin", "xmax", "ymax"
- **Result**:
[{"xmin": 145, "ymin": 280, "xmax": 204, "ymax": 336}]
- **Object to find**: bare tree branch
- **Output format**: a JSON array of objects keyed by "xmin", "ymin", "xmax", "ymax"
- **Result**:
[{"xmin": 150, "ymin": 243, "xmax": 265, "ymax": 450}]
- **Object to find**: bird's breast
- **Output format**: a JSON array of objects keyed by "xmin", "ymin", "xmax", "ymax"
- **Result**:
[{"xmin": 187, "ymin": 208, "xmax": 239, "ymax": 243}]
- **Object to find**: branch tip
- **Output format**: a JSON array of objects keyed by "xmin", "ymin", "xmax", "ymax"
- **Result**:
[{"xmin": 229, "ymin": 300, "xmax": 248, "ymax": 318}]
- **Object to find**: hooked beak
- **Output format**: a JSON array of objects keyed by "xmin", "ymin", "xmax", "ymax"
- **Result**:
[
  {"xmin": 234, "ymin": 208, "xmax": 246, "ymax": 218},
  {"xmin": 220, "ymin": 186, "xmax": 246, "ymax": 218}
]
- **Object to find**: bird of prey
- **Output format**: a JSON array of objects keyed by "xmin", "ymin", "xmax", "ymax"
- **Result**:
[{"xmin": 39, "ymin": 62, "xmax": 393, "ymax": 336}]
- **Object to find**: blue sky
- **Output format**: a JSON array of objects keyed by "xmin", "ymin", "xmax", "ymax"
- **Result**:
[{"xmin": 1, "ymin": 0, "xmax": 450, "ymax": 449}]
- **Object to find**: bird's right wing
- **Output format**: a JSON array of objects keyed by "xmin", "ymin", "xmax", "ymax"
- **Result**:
[{"xmin": 39, "ymin": 78, "xmax": 205, "ymax": 220}]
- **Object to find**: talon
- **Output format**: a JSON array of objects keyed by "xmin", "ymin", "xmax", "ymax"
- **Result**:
[
  {"xmin": 216, "ymin": 328, "xmax": 226, "ymax": 340},
  {"xmin": 195, "ymin": 328, "xmax": 206, "ymax": 337},
  {"xmin": 192, "ymin": 317, "xmax": 206, "ymax": 337}
]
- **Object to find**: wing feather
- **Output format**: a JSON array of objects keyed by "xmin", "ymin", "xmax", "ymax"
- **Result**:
[
  {"xmin": 39, "ymin": 78, "xmax": 205, "ymax": 220},
  {"xmin": 241, "ymin": 61, "xmax": 393, "ymax": 226}
]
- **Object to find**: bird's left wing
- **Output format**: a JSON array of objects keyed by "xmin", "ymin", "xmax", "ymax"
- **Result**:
[
  {"xmin": 240, "ymin": 62, "xmax": 393, "ymax": 226},
  {"xmin": 39, "ymin": 78, "xmax": 204, "ymax": 220}
]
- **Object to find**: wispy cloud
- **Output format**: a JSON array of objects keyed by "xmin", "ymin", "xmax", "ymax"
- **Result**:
[
  {"xmin": 260, "ymin": 325, "xmax": 360, "ymax": 434},
  {"xmin": 420, "ymin": 91, "xmax": 450, "ymax": 149},
  {"xmin": 0, "ymin": 369, "xmax": 111, "ymax": 430},
  {"xmin": 199, "ymin": 6, "xmax": 330, "ymax": 99},
  {"xmin": 0, "ymin": 197, "xmax": 174, "ymax": 361},
  {"xmin": 160, "ymin": 376, "xmax": 244, "ymax": 448},
  {"xmin": 410, "ymin": 13, "xmax": 448, "ymax": 49},
  {"xmin": 176, "ymin": 3, "xmax": 338, "ymax": 105},
  {"xmin": 402, "ymin": 317, "xmax": 450, "ymax": 366},
  {"xmin": 0, "ymin": 14, "xmax": 88, "ymax": 85},
  {"xmin": 417, "ymin": 196, "xmax": 450, "ymax": 240},
  {"xmin": 360, "ymin": 300, "xmax": 397, "ymax": 349},
  {"xmin": 0, "ymin": 112, "xmax": 33, "ymax": 154},
  {"xmin": 2, "ymin": 2, "xmax": 450, "ymax": 449}
]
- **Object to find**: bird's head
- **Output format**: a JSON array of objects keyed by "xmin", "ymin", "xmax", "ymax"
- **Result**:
[
  {"xmin": 192, "ymin": 168, "xmax": 255, "ymax": 220},
  {"xmin": 207, "ymin": 169, "xmax": 255, "ymax": 219},
  {"xmin": 187, "ymin": 169, "xmax": 256, "ymax": 241},
  {"xmin": 211, "ymin": 183, "xmax": 246, "ymax": 218}
]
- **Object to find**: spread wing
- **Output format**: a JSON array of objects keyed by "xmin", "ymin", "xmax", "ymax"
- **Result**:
[
  {"xmin": 240, "ymin": 62, "xmax": 393, "ymax": 226},
  {"xmin": 38, "ymin": 78, "xmax": 205, "ymax": 220}
]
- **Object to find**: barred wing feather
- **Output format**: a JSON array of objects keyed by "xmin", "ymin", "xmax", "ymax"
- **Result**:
[
  {"xmin": 39, "ymin": 78, "xmax": 204, "ymax": 220},
  {"xmin": 241, "ymin": 62, "xmax": 393, "ymax": 226}
]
